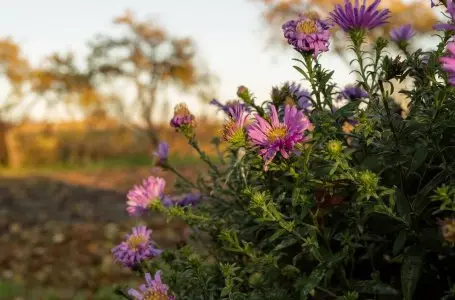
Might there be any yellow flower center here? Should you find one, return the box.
[143,290,169,300]
[127,235,147,250]
[267,126,287,142]
[296,20,318,34]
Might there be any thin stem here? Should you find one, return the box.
[188,135,221,176]
[164,163,196,188]
[304,54,323,111]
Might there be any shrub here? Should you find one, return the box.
[111,1,455,299]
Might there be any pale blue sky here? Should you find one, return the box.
[0,0,432,121]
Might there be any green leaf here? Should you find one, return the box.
[395,189,412,225]
[274,237,299,251]
[220,287,230,297]
[351,280,400,295]
[268,229,287,242]
[414,170,449,214]
[334,101,360,118]
[393,230,408,256]
[409,146,428,173]
[299,265,327,300]
[401,247,423,300]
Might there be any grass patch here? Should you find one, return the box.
[0,153,214,176]
[0,280,124,300]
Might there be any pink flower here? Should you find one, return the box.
[248,105,311,169]
[126,176,167,216]
[440,42,455,86]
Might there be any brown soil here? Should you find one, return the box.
[0,167,197,298]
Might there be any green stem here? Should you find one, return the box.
[304,54,323,111]
[163,162,196,188]
[188,135,221,176]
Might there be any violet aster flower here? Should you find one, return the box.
[154,142,169,165]
[126,176,167,216]
[440,42,455,85]
[390,24,415,42]
[289,82,313,112]
[222,103,250,148]
[173,192,202,207]
[282,12,331,57]
[338,86,369,101]
[210,98,229,112]
[434,0,455,31]
[248,105,311,169]
[128,271,176,300]
[170,103,196,129]
[330,0,391,32]
[112,226,162,268]
[210,99,249,116]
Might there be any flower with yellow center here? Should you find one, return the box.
[142,290,169,300]
[296,19,319,34]
[267,126,287,143]
[127,234,147,250]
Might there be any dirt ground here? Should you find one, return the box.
[0,167,197,299]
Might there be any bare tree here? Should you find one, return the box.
[29,52,105,119]
[87,10,217,147]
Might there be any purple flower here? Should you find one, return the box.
[210,99,249,116]
[128,271,176,300]
[112,226,162,268]
[248,105,311,169]
[282,12,331,57]
[390,24,415,42]
[434,0,455,31]
[338,86,369,101]
[440,42,455,85]
[170,103,196,129]
[330,0,391,32]
[171,192,202,207]
[154,142,169,165]
[210,98,229,112]
[289,82,312,112]
[126,176,167,216]
[222,103,250,148]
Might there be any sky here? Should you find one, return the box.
[0,0,430,122]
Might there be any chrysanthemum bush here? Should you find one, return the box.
[111,1,455,299]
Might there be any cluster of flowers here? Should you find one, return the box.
[111,1,455,298]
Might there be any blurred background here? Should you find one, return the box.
[0,0,440,299]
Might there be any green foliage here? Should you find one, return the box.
[115,8,455,300]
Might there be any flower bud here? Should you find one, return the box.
[237,85,249,100]
[326,140,343,156]
[248,272,263,287]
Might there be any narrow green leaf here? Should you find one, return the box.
[268,229,287,243]
[395,189,412,224]
[401,248,423,300]
[299,265,327,300]
[414,170,449,214]
[393,230,408,256]
[274,237,298,251]
[351,280,400,295]
[409,147,428,173]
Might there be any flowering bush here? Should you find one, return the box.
[111,1,455,299]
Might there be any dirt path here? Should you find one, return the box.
[0,167,197,299]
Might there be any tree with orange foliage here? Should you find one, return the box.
[256,0,437,57]
[30,52,105,118]
[0,38,30,118]
[88,10,216,147]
